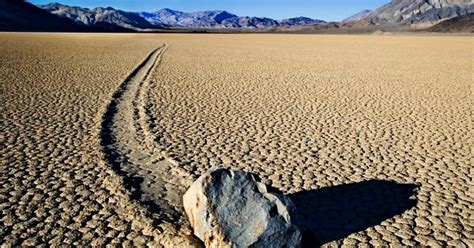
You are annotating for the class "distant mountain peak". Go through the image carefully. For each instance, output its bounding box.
[280,16,326,26]
[156,8,183,14]
[96,7,116,11]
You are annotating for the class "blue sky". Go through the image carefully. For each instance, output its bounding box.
[29,0,389,22]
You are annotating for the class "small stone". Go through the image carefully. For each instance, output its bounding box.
[183,167,301,248]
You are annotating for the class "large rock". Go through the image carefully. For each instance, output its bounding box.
[183,168,301,248]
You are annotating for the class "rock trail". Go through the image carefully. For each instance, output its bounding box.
[99,44,194,229]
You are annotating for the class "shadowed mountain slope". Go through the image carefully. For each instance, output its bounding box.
[0,0,87,31]
[428,12,474,32]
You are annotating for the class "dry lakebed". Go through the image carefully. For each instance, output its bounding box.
[0,33,472,247]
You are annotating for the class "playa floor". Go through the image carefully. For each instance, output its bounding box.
[1,33,472,247]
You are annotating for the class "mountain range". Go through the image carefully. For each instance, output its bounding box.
[136,8,326,28]
[0,0,473,32]
[34,3,326,30]
[137,9,281,28]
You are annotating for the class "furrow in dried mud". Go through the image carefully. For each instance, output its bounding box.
[99,44,194,235]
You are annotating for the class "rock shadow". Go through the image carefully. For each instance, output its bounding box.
[288,180,418,246]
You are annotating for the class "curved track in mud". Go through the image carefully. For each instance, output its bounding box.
[99,44,194,230]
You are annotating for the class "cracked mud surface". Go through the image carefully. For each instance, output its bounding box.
[1,33,473,247]
[147,35,472,247]
[1,33,196,247]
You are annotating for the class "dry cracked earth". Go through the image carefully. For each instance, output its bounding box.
[1,33,472,247]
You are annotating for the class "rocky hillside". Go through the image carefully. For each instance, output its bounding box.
[363,0,474,25]
[39,3,157,30]
[428,12,474,32]
[342,10,371,22]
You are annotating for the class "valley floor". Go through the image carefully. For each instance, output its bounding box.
[0,33,472,247]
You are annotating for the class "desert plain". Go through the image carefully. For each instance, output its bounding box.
[0,33,472,247]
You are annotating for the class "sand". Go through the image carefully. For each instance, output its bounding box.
[1,33,472,247]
